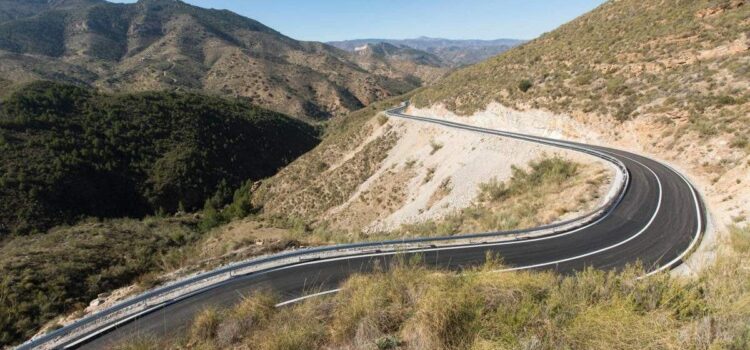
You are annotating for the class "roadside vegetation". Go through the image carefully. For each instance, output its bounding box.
[123,225,750,350]
[0,217,202,345]
[0,154,604,347]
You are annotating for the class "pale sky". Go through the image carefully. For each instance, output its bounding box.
[110,0,607,42]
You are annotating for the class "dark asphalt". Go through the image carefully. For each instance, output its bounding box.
[74,111,703,349]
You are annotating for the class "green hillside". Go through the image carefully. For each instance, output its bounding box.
[0,81,319,235]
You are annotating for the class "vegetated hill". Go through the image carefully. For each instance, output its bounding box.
[0,81,319,236]
[413,0,749,139]
[349,42,451,84]
[328,36,526,66]
[0,0,431,120]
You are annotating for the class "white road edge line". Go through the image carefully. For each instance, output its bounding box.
[271,122,671,307]
[275,289,343,307]
[392,109,703,276]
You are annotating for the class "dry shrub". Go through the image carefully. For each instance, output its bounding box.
[730,225,750,254]
[255,300,329,350]
[330,260,427,346]
[190,307,222,343]
[565,301,679,350]
[401,276,481,350]
[126,225,750,349]
[215,292,278,346]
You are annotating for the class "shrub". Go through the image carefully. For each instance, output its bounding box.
[0,217,201,346]
[730,225,750,254]
[429,140,444,155]
[518,79,533,92]
[190,308,222,341]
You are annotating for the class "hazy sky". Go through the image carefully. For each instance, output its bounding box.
[110,0,607,42]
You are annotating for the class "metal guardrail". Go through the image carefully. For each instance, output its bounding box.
[18,104,630,349]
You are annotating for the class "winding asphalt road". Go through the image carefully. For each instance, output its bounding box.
[37,107,705,349]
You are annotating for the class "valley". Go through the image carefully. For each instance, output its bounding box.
[2,0,749,349]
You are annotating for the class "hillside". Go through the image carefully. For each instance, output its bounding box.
[349,43,451,84]
[0,81,319,235]
[0,0,437,119]
[412,0,750,240]
[328,37,525,66]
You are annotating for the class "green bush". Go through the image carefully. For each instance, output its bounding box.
[518,79,533,92]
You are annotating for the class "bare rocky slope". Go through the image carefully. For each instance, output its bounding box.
[0,0,443,119]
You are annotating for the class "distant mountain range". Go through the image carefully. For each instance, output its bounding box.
[328,37,526,66]
[0,0,447,119]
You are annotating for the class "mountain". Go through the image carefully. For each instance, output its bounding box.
[413,1,749,125]
[0,0,437,120]
[0,81,319,235]
[328,37,526,66]
[349,42,451,85]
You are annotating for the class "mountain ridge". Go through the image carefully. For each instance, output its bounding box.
[0,0,438,119]
[328,36,525,66]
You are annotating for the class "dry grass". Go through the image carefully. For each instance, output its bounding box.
[135,227,750,349]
